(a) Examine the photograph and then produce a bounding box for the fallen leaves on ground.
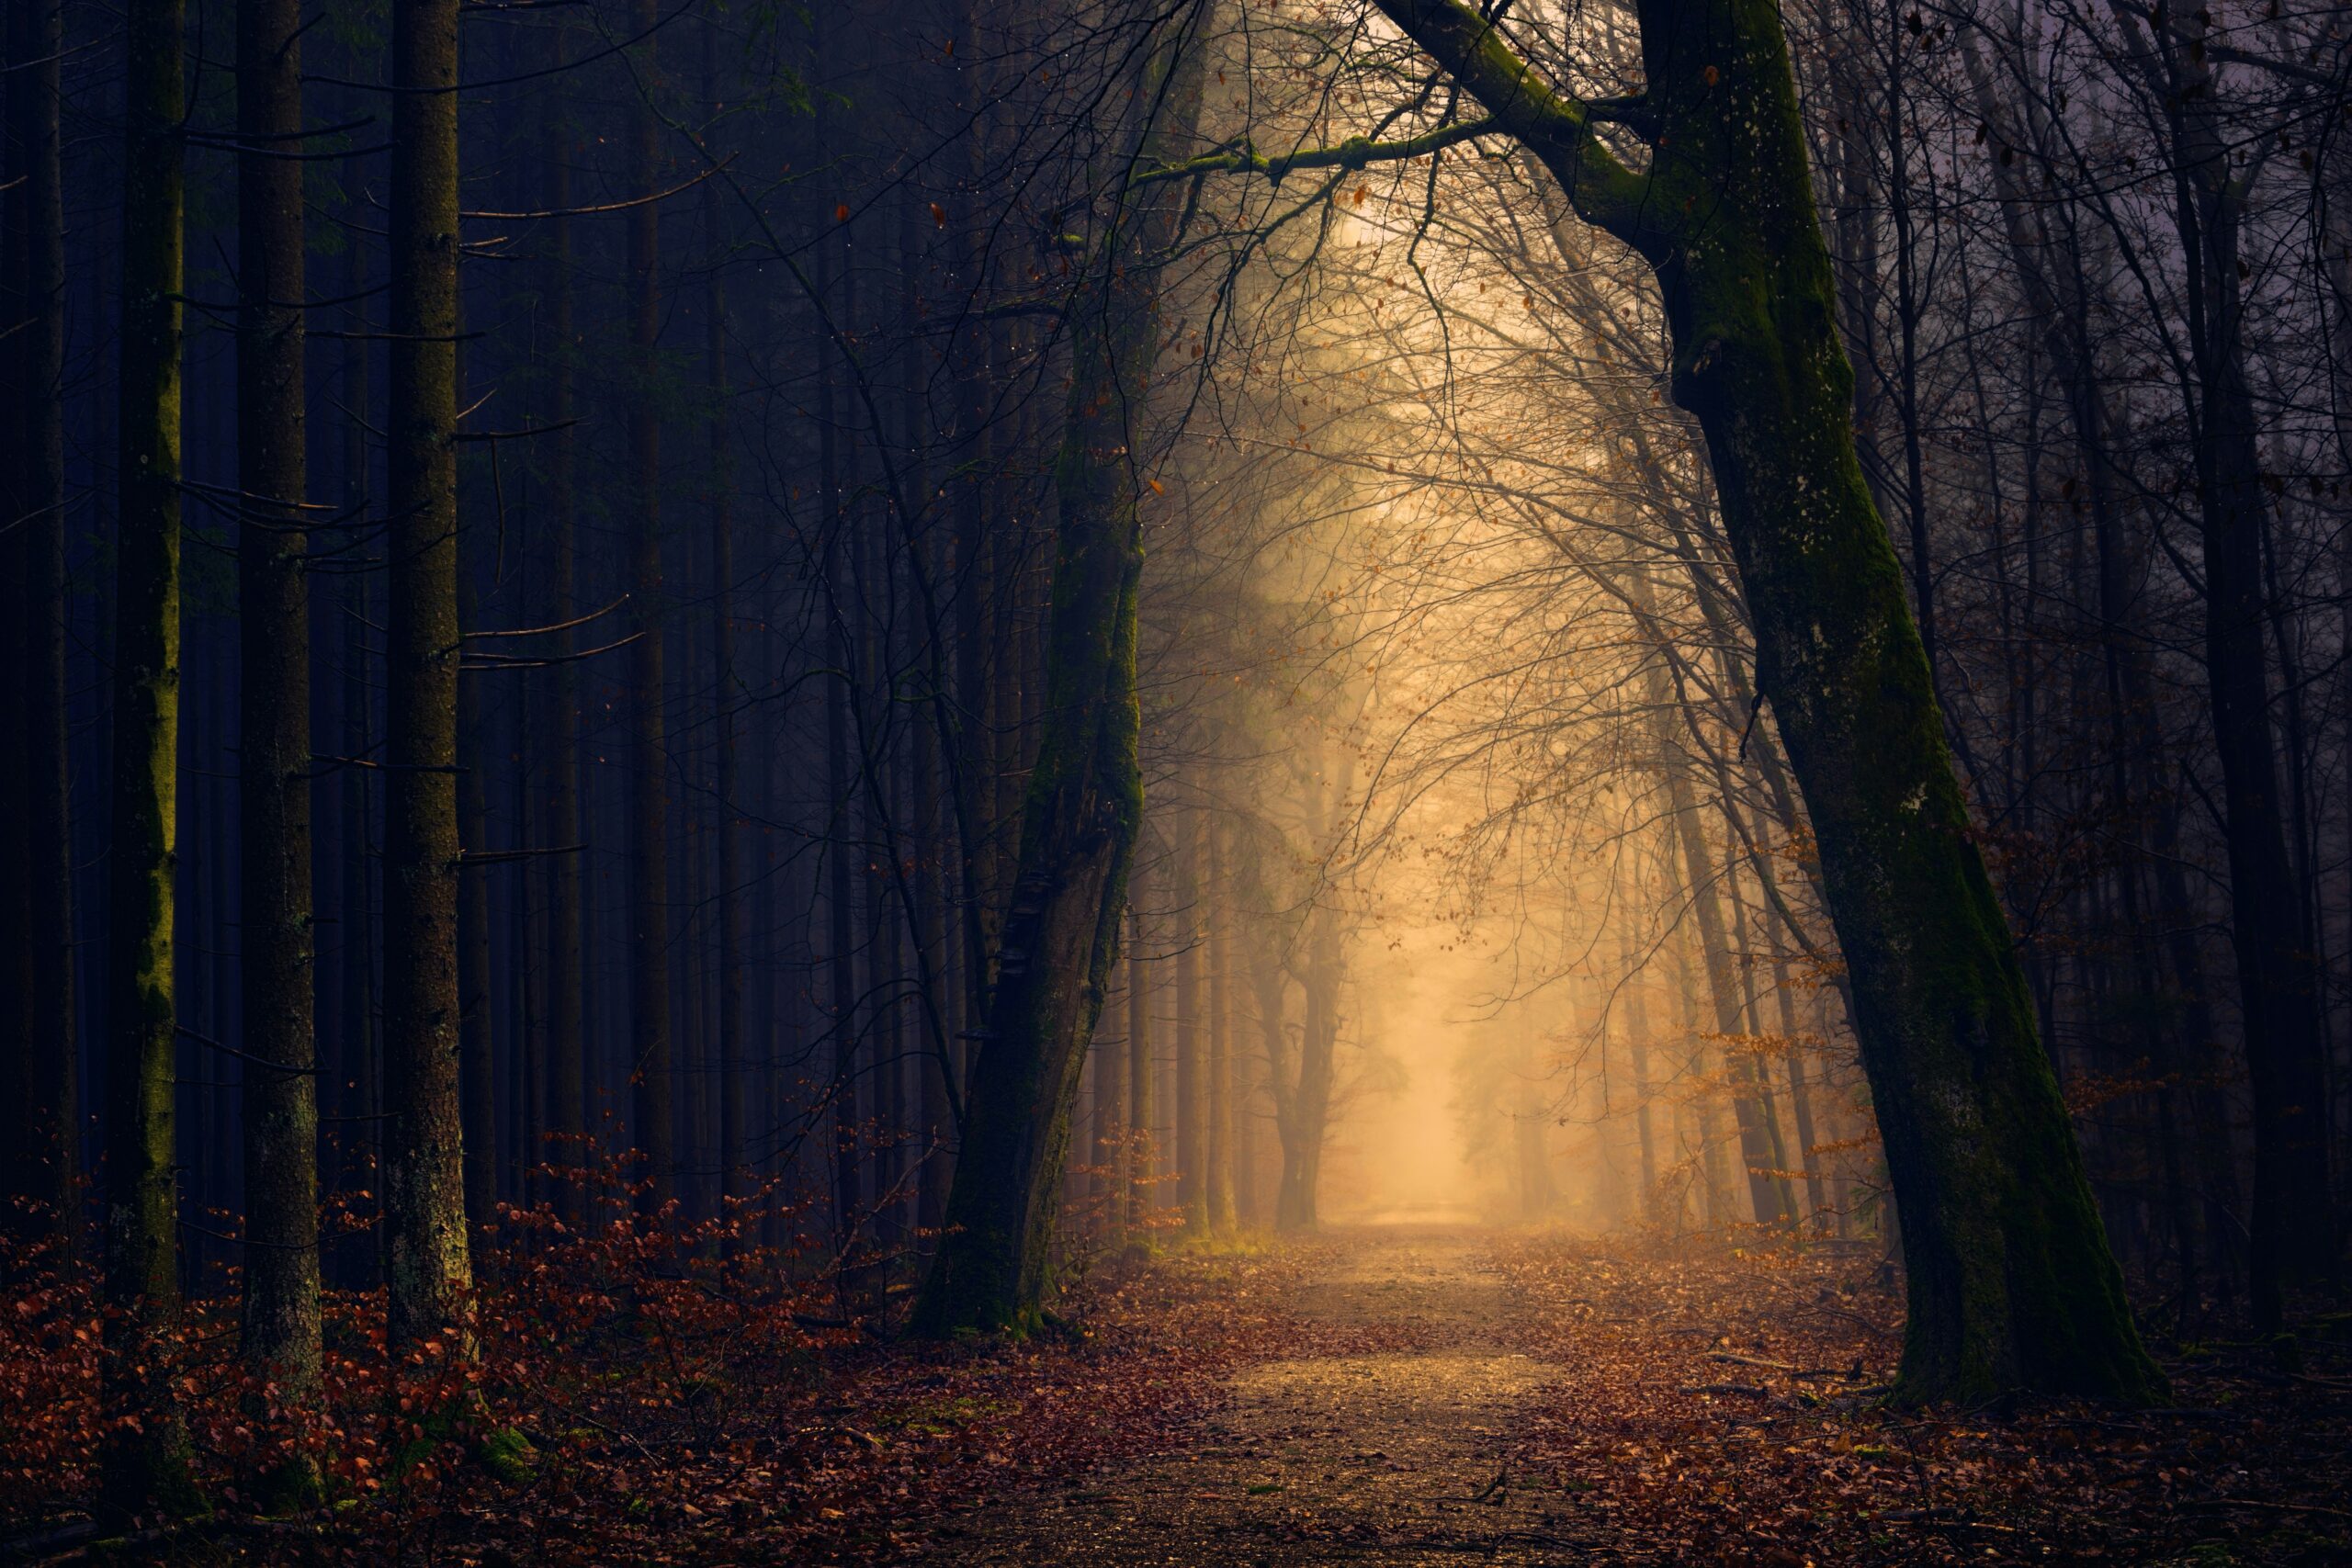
[6,1222,2347,1565]
[0,1220,1374,1566]
[1488,1232,2352,1566]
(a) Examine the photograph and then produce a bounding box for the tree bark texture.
[1126,897,1154,1235]
[6,0,75,1246]
[1205,817,1235,1233]
[707,33,747,1243]
[626,0,673,1218]
[383,0,474,1351]
[1174,809,1206,1232]
[235,0,322,1418]
[101,0,198,1509]
[537,36,587,1213]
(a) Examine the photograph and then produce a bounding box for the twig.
[2180,1497,2352,1521]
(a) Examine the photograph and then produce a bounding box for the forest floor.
[7,1223,2352,1565]
[915,1224,1574,1564]
[886,1224,2352,1568]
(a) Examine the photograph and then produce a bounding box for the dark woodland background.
[3,0,2352,1551]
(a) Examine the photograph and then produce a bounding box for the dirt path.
[922,1225,1599,1565]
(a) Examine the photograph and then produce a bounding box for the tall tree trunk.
[0,0,31,1255]
[2135,1,2335,1327]
[458,599,496,1234]
[913,550,956,1237]
[1205,817,1235,1234]
[1962,28,2241,1308]
[864,548,907,1257]
[1613,886,1659,1218]
[1173,809,1205,1232]
[820,223,863,1249]
[1668,910,1732,1227]
[909,23,1201,1335]
[514,750,543,1217]
[235,0,322,1453]
[1232,975,1260,1228]
[1625,558,1794,1227]
[334,141,380,1288]
[1250,931,1295,1226]
[1091,961,1127,1233]
[200,717,234,1273]
[1769,952,1826,1228]
[914,617,956,1237]
[9,0,74,1247]
[382,0,473,1351]
[1282,904,1340,1232]
[1723,835,1801,1224]
[1727,792,1828,1229]
[537,29,586,1218]
[705,17,746,1252]
[1375,0,2161,1404]
[1126,897,1154,1235]
[946,0,998,1048]
[625,0,673,1219]
[100,0,198,1508]
[340,592,380,1286]
[1275,743,1345,1237]
[1514,1032,1558,1218]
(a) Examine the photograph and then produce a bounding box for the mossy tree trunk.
[910,23,1202,1337]
[100,0,198,1514]
[1375,0,2162,1404]
[383,0,474,1351]
[235,0,322,1434]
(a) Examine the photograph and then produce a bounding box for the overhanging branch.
[1370,0,1651,244]
[1137,116,1500,185]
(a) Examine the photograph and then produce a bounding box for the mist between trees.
[1,0,2348,1537]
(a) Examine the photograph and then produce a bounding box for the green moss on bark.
[100,0,202,1520]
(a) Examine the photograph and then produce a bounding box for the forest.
[2,0,2350,1560]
